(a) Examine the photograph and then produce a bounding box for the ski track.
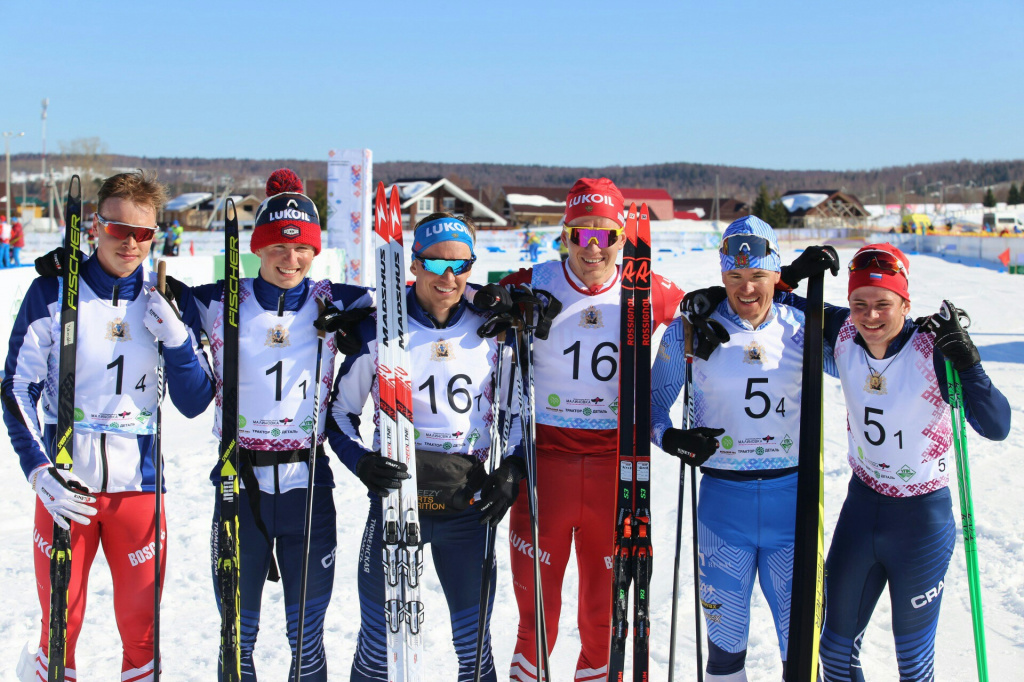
[1,242,1022,680]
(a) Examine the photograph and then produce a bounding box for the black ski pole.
[293,301,327,682]
[684,319,704,681]
[473,331,513,682]
[512,305,551,681]
[152,259,167,679]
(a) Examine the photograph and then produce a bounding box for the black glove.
[475,456,527,527]
[681,286,727,318]
[689,315,730,361]
[477,312,518,339]
[35,247,66,277]
[471,283,514,314]
[314,303,373,356]
[915,300,980,372]
[662,427,726,467]
[510,286,563,340]
[355,451,410,497]
[780,245,839,289]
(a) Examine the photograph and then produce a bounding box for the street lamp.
[900,171,923,218]
[3,131,26,223]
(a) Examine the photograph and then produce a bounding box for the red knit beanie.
[848,243,911,302]
[564,177,625,227]
[250,169,322,255]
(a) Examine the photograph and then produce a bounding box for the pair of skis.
[375,182,424,682]
[609,202,653,680]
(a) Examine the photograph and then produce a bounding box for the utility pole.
[3,131,26,223]
[713,174,721,228]
[42,98,53,230]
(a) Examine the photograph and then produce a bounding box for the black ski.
[609,205,638,681]
[609,203,653,681]
[217,200,242,681]
[786,272,826,682]
[47,175,82,682]
[632,204,653,680]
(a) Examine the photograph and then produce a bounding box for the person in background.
[0,215,10,267]
[10,216,25,266]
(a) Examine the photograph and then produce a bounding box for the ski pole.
[667,319,690,682]
[152,259,167,679]
[293,301,327,682]
[944,360,988,681]
[473,327,516,675]
[512,307,551,681]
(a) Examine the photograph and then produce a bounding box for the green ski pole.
[944,359,988,682]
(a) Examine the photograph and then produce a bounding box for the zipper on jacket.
[100,433,109,492]
[111,284,120,306]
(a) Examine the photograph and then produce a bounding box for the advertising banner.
[327,148,372,284]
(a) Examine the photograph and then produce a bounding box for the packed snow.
[1,240,1022,681]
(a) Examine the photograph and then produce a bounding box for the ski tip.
[389,188,403,243]
[375,183,389,234]
[68,174,82,199]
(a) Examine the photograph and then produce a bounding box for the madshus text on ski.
[2,169,1010,682]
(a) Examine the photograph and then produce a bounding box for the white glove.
[143,286,189,347]
[30,465,97,530]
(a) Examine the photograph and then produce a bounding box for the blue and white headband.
[411,217,475,257]
[719,216,781,272]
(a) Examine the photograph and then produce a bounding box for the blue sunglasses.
[416,256,476,276]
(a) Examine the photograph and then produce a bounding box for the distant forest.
[10,150,1024,208]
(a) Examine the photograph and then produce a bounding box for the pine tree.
[752,184,772,222]
[769,191,790,229]
[752,184,790,229]
[1007,183,1021,206]
[983,188,997,208]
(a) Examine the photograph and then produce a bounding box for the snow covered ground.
[1,241,1022,680]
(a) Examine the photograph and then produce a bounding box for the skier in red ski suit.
[502,178,684,682]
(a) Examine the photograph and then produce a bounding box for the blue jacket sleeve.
[650,317,686,449]
[2,277,59,478]
[325,315,377,475]
[934,354,1011,441]
[331,282,374,310]
[161,281,214,418]
[774,291,846,378]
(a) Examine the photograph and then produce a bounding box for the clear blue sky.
[4,0,1022,171]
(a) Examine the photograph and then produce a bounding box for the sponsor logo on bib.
[897,465,916,481]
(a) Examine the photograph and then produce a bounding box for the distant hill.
[10,153,1024,205]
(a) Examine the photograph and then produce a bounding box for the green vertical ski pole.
[944,359,988,682]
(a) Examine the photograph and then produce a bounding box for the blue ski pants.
[820,475,955,682]
[350,499,497,682]
[212,485,337,681]
[697,472,797,677]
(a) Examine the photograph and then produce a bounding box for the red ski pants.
[509,450,617,682]
[32,493,166,681]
